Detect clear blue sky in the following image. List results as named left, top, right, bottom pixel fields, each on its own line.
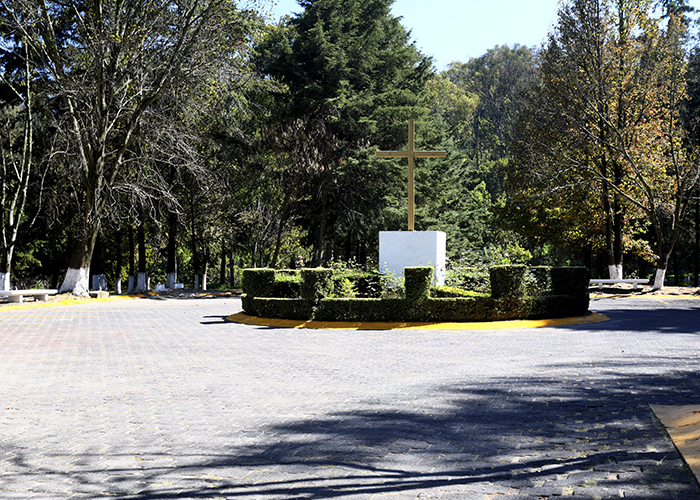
left=266, top=0, right=700, bottom=71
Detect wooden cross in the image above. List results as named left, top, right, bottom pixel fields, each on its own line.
left=376, top=119, right=447, bottom=231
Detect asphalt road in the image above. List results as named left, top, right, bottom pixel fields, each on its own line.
left=1, top=294, right=699, bottom=499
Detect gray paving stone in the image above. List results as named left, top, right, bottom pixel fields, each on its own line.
left=1, top=295, right=700, bottom=499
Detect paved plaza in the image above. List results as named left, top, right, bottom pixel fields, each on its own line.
left=1, top=294, right=700, bottom=499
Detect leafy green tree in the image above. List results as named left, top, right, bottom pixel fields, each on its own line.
left=445, top=45, right=538, bottom=171
left=254, top=0, right=433, bottom=265
left=655, top=0, right=695, bottom=19
left=425, top=76, right=478, bottom=155
left=0, top=0, right=257, bottom=294
left=423, top=48, right=538, bottom=262
left=510, top=0, right=698, bottom=288
left=0, top=40, right=35, bottom=290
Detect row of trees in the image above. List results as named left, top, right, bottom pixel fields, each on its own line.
left=509, top=0, right=700, bottom=289
left=1, top=0, right=699, bottom=294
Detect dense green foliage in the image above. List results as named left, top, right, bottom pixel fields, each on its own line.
left=1, top=0, right=699, bottom=293
left=507, top=0, right=699, bottom=289
left=240, top=265, right=590, bottom=322
left=489, top=265, right=527, bottom=299
left=253, top=0, right=434, bottom=265
left=404, top=267, right=432, bottom=301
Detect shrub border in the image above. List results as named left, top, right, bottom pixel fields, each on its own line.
left=241, top=265, right=590, bottom=323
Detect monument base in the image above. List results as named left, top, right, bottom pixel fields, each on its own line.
left=379, top=231, right=446, bottom=286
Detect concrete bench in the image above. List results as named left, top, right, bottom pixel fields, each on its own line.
left=589, top=279, right=649, bottom=290
left=0, top=289, right=58, bottom=303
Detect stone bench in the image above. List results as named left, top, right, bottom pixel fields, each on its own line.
left=0, top=289, right=58, bottom=303
left=589, top=279, right=649, bottom=290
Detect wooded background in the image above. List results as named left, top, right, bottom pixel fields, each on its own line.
left=2, top=0, right=699, bottom=293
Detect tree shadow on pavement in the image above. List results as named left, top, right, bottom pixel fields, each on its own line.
left=4, top=358, right=700, bottom=499
left=585, top=297, right=700, bottom=334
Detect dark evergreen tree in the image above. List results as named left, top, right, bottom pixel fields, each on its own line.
left=254, top=0, right=433, bottom=265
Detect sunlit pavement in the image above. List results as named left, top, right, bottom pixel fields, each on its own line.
left=1, top=295, right=700, bottom=499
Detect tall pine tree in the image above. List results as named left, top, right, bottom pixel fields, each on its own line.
left=255, top=0, right=433, bottom=265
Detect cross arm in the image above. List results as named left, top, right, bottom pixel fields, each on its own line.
left=414, top=151, right=447, bottom=158
left=376, top=151, right=410, bottom=158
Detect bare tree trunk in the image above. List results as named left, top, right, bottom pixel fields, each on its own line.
left=653, top=265, right=667, bottom=290
left=230, top=247, right=236, bottom=287
left=115, top=229, right=123, bottom=295
left=694, top=198, right=699, bottom=288
left=613, top=192, right=624, bottom=278
left=1, top=42, right=35, bottom=292
left=601, top=178, right=621, bottom=279
left=127, top=225, right=135, bottom=293
left=0, top=271, right=9, bottom=291
left=314, top=181, right=329, bottom=267
left=651, top=217, right=684, bottom=291
left=673, top=251, right=680, bottom=286
left=190, top=200, right=199, bottom=289
left=166, top=211, right=178, bottom=289
left=270, top=190, right=292, bottom=268
left=135, top=217, right=148, bottom=293
left=220, top=240, right=226, bottom=285
left=59, top=220, right=100, bottom=295
left=90, top=233, right=107, bottom=291
left=0, top=234, right=13, bottom=290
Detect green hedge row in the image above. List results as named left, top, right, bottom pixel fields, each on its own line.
left=241, top=265, right=590, bottom=323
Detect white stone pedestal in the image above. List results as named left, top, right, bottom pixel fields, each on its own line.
left=379, top=231, right=446, bottom=286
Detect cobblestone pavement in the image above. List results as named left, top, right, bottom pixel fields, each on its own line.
left=1, top=295, right=700, bottom=499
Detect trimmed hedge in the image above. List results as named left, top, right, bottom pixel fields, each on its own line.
left=490, top=265, right=526, bottom=299
left=405, top=266, right=432, bottom=301
left=526, top=266, right=552, bottom=296
left=431, top=286, right=487, bottom=298
left=242, top=268, right=275, bottom=298
left=313, top=295, right=585, bottom=322
left=315, top=298, right=410, bottom=322
left=551, top=266, right=590, bottom=297
left=248, top=297, right=314, bottom=320
left=300, top=268, right=333, bottom=302
left=241, top=265, right=591, bottom=323
left=273, top=270, right=302, bottom=298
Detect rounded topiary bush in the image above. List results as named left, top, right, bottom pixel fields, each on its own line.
left=242, top=268, right=275, bottom=298
left=405, top=266, right=432, bottom=301
left=300, top=268, right=333, bottom=302
left=489, top=265, right=527, bottom=299
left=551, top=267, right=590, bottom=297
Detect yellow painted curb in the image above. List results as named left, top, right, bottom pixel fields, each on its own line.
left=0, top=294, right=139, bottom=311
left=225, top=311, right=609, bottom=330
left=651, top=405, right=700, bottom=482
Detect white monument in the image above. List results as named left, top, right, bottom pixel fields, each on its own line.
left=376, top=119, right=447, bottom=286
left=379, top=230, right=446, bottom=285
